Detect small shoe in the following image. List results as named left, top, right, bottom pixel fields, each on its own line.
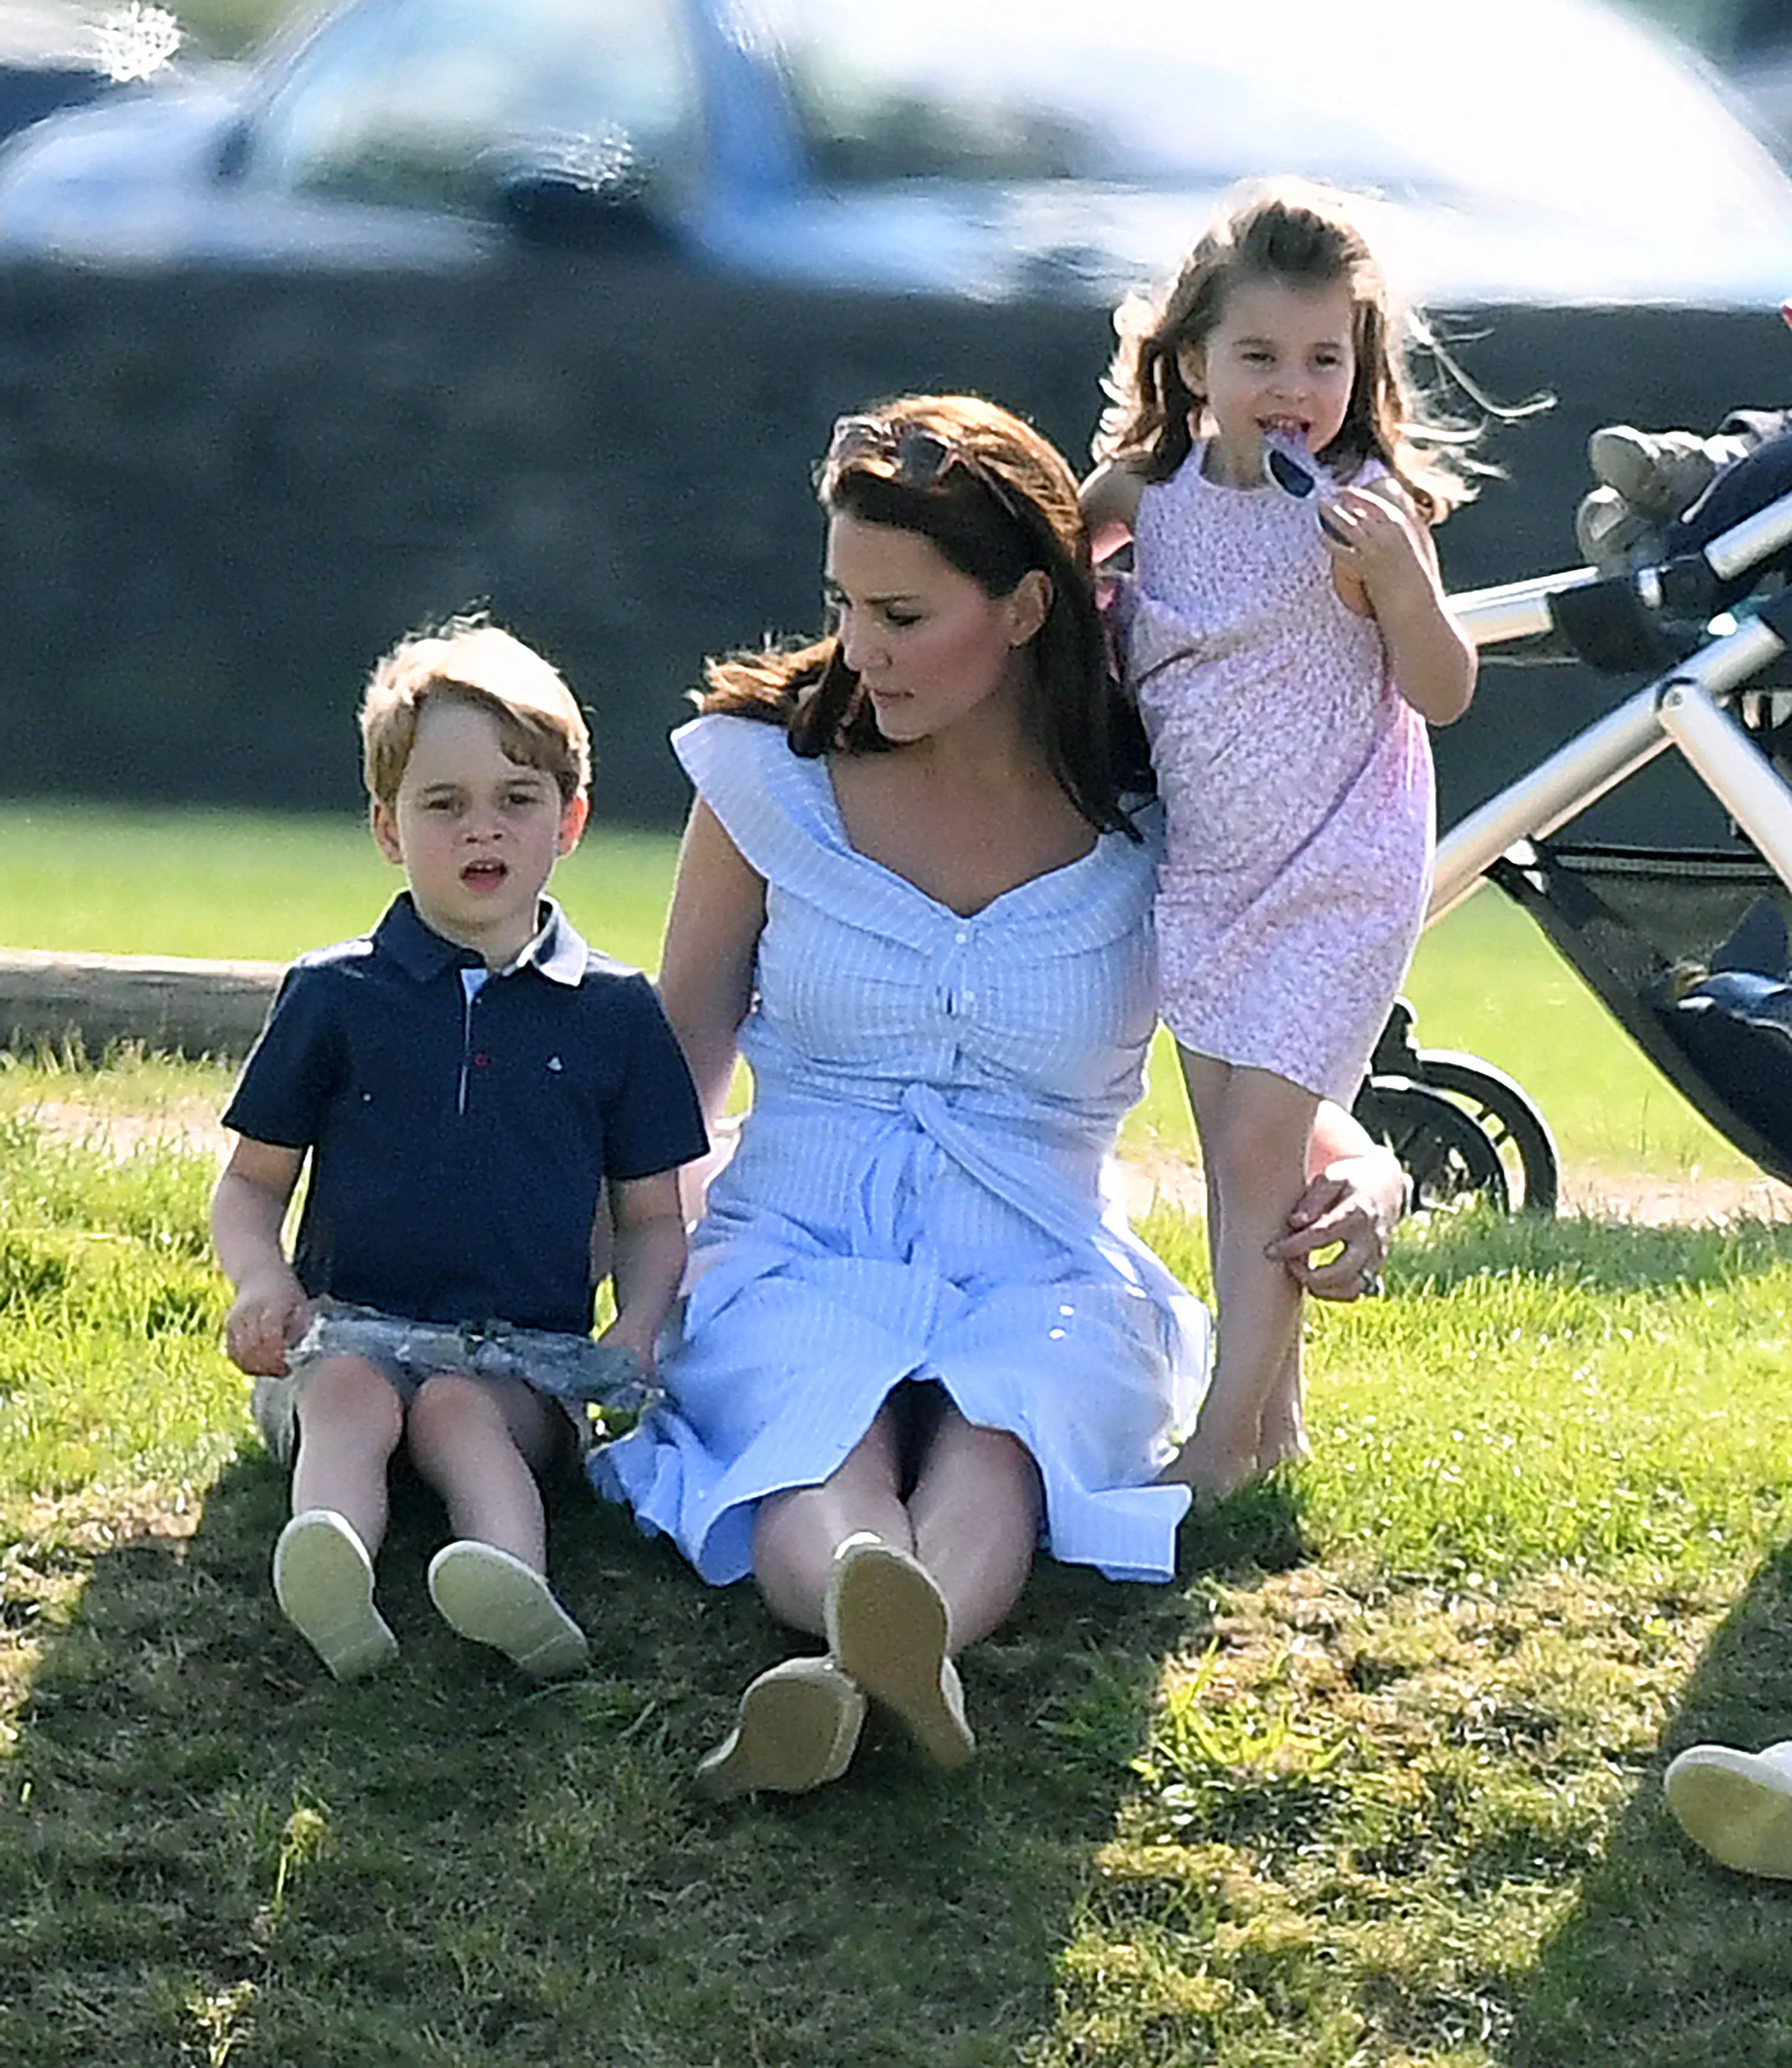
left=1588, top=424, right=1721, bottom=519
left=1573, top=485, right=1661, bottom=577
left=426, top=1540, right=588, bottom=1680
left=272, top=1509, right=398, bottom=1682
left=824, top=1533, right=975, bottom=1770
left=694, top=1654, right=867, bottom=1801
left=1665, top=1741, right=1792, bottom=1877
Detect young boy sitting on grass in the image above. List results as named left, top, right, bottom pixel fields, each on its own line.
left=212, top=617, right=707, bottom=1682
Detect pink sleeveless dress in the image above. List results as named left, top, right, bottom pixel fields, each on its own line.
left=1124, top=442, right=1434, bottom=1105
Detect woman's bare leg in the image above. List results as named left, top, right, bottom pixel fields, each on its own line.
left=289, top=1352, right=405, bottom=1555
left=405, top=1371, right=564, bottom=1572
left=752, top=1402, right=912, bottom=1636
left=906, top=1404, right=1042, bottom=1651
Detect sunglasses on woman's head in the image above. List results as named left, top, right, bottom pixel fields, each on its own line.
left=821, top=415, right=1035, bottom=532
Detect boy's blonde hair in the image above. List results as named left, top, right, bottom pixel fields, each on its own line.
left=359, top=616, right=591, bottom=805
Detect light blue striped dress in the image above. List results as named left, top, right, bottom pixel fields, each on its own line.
left=592, top=713, right=1206, bottom=1583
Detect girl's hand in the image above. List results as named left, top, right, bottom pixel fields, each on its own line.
left=1321, top=480, right=1476, bottom=724
left=1266, top=1148, right=1405, bottom=1300
left=1321, top=482, right=1432, bottom=614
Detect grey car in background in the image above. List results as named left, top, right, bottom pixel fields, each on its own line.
left=0, top=1, right=122, bottom=145
left=6, top=0, right=1792, bottom=840
left=2, top=0, right=1791, bottom=307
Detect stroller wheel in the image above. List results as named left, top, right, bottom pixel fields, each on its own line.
left=1409, top=1051, right=1560, bottom=1214
left=1353, top=1075, right=1509, bottom=1214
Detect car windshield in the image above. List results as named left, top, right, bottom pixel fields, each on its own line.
left=235, top=0, right=699, bottom=210
left=757, top=0, right=1791, bottom=243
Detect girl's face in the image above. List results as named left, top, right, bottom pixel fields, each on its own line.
left=1182, top=274, right=1358, bottom=487
left=824, top=511, right=1047, bottom=748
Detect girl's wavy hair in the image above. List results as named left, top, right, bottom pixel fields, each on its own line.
left=698, top=393, right=1152, bottom=836
left=1095, top=178, right=1511, bottom=523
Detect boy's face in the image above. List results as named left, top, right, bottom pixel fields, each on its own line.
left=370, top=697, right=587, bottom=965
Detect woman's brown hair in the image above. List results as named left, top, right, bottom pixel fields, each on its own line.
left=699, top=394, right=1151, bottom=837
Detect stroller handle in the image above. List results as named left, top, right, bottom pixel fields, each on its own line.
left=1429, top=604, right=1792, bottom=921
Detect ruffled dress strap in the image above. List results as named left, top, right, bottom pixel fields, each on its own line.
left=674, top=711, right=844, bottom=887
left=673, top=711, right=1162, bottom=956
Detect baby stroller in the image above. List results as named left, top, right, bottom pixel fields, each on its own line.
left=1354, top=430, right=1792, bottom=1214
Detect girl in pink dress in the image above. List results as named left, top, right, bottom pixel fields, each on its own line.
left=1081, top=179, right=1478, bottom=1502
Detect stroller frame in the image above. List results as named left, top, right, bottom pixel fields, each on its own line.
left=1357, top=482, right=1792, bottom=1212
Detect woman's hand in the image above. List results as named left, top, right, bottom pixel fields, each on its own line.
left=1266, top=1145, right=1406, bottom=1300
left=1156, top=1417, right=1258, bottom=1504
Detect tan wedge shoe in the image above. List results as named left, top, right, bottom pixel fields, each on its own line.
left=696, top=1655, right=868, bottom=1801
left=824, top=1533, right=975, bottom=1770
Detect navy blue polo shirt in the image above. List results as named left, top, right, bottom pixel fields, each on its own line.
left=223, top=893, right=708, bottom=1337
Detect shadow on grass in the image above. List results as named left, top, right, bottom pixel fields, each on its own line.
left=1505, top=1545, right=1792, bottom=2068
left=1397, top=1208, right=1792, bottom=1299
left=0, top=1443, right=1306, bottom=2068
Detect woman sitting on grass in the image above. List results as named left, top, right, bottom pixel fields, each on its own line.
left=594, top=394, right=1406, bottom=1797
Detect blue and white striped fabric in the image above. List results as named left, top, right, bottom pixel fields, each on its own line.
left=592, top=714, right=1206, bottom=1583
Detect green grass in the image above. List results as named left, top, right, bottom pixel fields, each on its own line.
left=0, top=803, right=675, bottom=974
left=3, top=802, right=1786, bottom=2061
left=2, top=1111, right=1792, bottom=2064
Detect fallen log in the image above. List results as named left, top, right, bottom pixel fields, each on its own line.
left=0, top=950, right=281, bottom=1060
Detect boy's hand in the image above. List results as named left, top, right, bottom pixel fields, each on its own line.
left=224, top=1271, right=313, bottom=1377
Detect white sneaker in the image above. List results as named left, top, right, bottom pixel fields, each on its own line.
left=426, top=1540, right=588, bottom=1680
left=1573, top=485, right=1661, bottom=576
left=1665, top=1740, right=1792, bottom=1876
left=272, top=1510, right=398, bottom=1681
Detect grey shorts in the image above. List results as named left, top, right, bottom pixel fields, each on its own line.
left=249, top=1299, right=653, bottom=1467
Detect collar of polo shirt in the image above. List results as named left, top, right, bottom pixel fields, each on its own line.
left=378, top=893, right=590, bottom=987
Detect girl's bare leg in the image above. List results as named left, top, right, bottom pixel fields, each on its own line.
left=290, top=1352, right=406, bottom=1555
left=1175, top=1048, right=1318, bottom=1498
left=752, top=1402, right=912, bottom=1636
left=906, top=1404, right=1042, bottom=1652
left=405, top=1371, right=564, bottom=1572
left=1257, top=1338, right=1310, bottom=1472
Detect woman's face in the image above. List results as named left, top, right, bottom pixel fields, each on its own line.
left=824, top=511, right=1045, bottom=747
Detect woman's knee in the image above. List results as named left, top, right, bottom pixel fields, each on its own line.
left=923, top=1410, right=1042, bottom=1518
